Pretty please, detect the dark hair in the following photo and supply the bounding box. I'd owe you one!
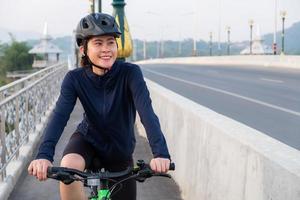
[80,55,91,67]
[79,39,91,67]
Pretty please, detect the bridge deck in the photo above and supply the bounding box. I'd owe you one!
[8,102,181,200]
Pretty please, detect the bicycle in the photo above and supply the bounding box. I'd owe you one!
[47,160,175,200]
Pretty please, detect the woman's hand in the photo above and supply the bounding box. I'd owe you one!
[150,157,171,173]
[28,159,52,181]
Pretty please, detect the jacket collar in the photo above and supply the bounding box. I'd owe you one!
[85,60,121,83]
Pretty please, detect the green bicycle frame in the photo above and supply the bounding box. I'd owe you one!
[90,180,111,200]
[89,188,111,200]
[98,189,111,200]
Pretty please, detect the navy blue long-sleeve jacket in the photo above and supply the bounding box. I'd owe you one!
[36,60,170,163]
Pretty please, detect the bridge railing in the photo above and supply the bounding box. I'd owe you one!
[0,62,66,102]
[0,62,68,181]
[6,69,41,79]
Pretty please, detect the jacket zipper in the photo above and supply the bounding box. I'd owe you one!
[102,81,106,126]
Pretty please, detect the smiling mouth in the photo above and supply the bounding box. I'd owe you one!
[100,56,111,60]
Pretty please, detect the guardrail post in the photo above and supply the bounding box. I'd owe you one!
[25,93,29,143]
[15,98,20,159]
[0,113,7,181]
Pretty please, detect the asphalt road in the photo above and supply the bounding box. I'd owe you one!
[140,63,300,150]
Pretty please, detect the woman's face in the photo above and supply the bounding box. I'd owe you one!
[83,35,118,69]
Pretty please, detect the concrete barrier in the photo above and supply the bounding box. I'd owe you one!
[136,79,300,200]
[136,55,300,69]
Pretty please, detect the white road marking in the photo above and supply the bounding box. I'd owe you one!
[145,69,300,117]
[260,78,284,83]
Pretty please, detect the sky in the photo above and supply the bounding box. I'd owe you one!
[0,0,300,42]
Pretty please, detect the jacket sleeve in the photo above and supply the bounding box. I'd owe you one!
[128,64,170,159]
[36,71,77,162]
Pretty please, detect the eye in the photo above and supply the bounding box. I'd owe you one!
[94,41,102,46]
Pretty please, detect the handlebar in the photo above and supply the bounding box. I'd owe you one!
[47,160,175,185]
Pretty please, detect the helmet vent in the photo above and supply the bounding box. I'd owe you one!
[101,18,109,26]
[82,19,89,29]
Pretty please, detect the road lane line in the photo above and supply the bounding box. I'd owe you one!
[260,78,284,83]
[145,68,300,117]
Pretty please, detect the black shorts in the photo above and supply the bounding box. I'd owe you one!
[62,132,136,200]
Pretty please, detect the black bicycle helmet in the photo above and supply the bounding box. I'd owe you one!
[75,13,121,46]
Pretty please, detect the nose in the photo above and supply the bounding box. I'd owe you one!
[101,43,110,52]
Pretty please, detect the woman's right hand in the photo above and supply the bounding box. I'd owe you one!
[28,159,52,181]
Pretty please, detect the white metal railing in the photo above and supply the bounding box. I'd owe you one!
[0,62,65,102]
[0,62,68,181]
[6,69,41,79]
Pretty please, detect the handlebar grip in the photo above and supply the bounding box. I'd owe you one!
[47,166,69,176]
[169,163,175,171]
[47,166,58,177]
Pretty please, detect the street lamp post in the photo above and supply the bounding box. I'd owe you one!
[112,0,133,60]
[178,40,182,57]
[249,19,254,55]
[89,0,94,13]
[97,0,102,12]
[143,40,147,59]
[89,0,102,13]
[93,0,102,13]
[209,32,213,56]
[161,39,164,58]
[226,26,231,55]
[218,0,222,56]
[273,0,278,55]
[156,41,160,58]
[280,10,287,55]
[192,39,197,57]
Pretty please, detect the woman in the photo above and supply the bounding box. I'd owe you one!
[28,13,171,200]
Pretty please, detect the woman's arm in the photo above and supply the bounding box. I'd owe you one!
[128,64,170,160]
[36,71,77,162]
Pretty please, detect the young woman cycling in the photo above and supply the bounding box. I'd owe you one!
[28,13,171,200]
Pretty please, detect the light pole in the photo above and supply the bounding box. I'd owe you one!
[112,0,133,60]
[209,32,213,56]
[249,19,254,55]
[273,0,278,55]
[156,41,160,58]
[97,0,102,12]
[226,26,231,55]
[88,0,101,13]
[192,38,197,57]
[280,10,287,55]
[89,0,94,13]
[178,40,182,57]
[143,40,147,59]
[132,40,137,61]
[218,0,222,56]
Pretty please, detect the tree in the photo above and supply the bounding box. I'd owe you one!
[2,41,33,71]
[0,41,7,86]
